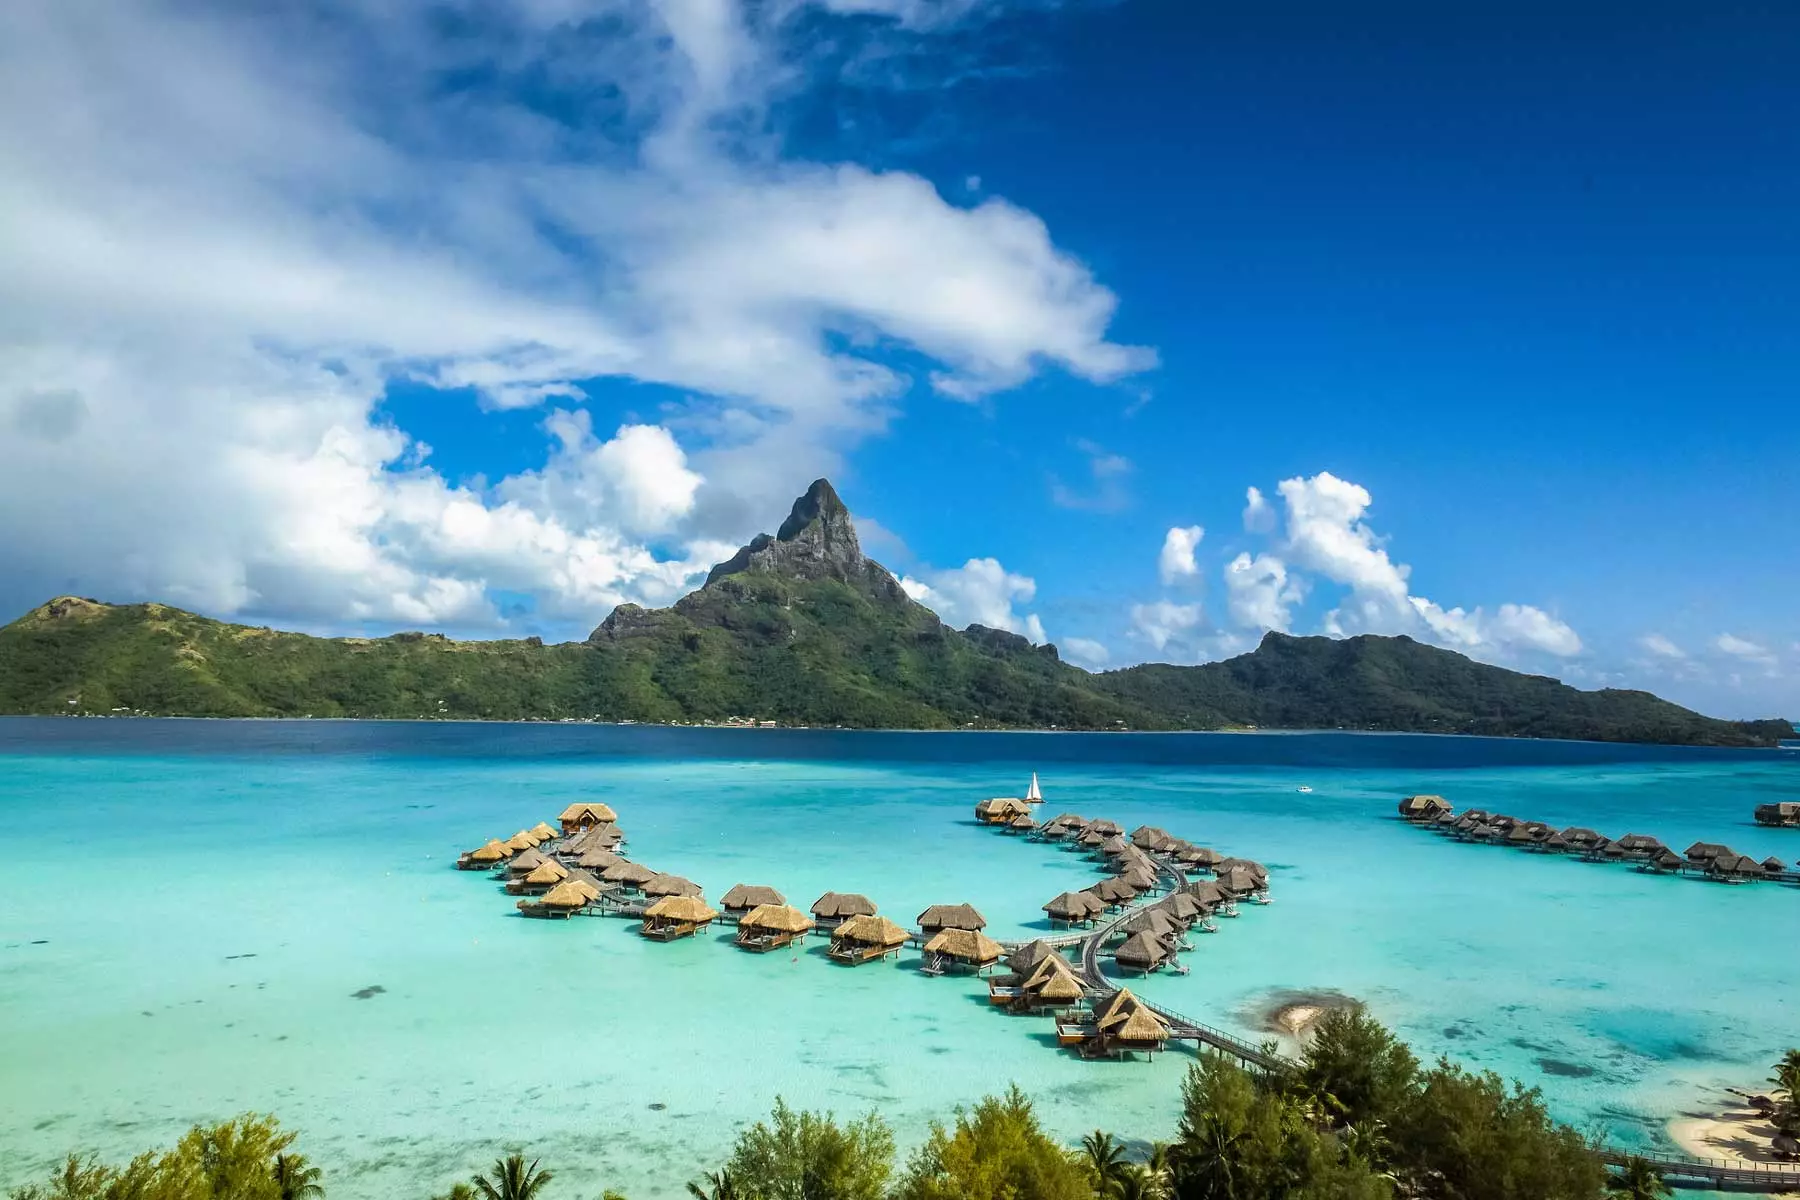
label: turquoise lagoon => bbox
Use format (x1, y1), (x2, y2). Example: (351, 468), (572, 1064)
(1, 720), (1797, 1198)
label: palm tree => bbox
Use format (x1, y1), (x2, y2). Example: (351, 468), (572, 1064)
(1771, 1049), (1800, 1102)
(272, 1153), (325, 1200)
(687, 1168), (743, 1200)
(431, 1186), (477, 1200)
(1178, 1115), (1244, 1200)
(1083, 1131), (1128, 1193)
(1144, 1142), (1175, 1191)
(1606, 1156), (1671, 1200)
(473, 1154), (553, 1200)
(1108, 1165), (1163, 1200)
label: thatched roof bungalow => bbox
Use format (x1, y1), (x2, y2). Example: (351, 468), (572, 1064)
(1113, 931), (1170, 973)
(1612, 834), (1666, 856)
(460, 838), (513, 869)
(1154, 892), (1203, 923)
(530, 821), (559, 842)
(504, 831), (537, 853)
(735, 904), (814, 951)
(1707, 853), (1765, 881)
(1006, 939), (1060, 974)
(576, 848), (625, 871)
(559, 802), (618, 833)
(641, 873), (703, 898)
(1761, 855), (1788, 875)
(1183, 879), (1232, 909)
(1043, 890), (1106, 926)
(1177, 845), (1223, 869)
(918, 903), (987, 933)
(975, 797), (1031, 825)
(1119, 909), (1179, 941)
(507, 858), (571, 895)
(1008, 814), (1038, 833)
(640, 895), (718, 941)
(1130, 826), (1177, 851)
(518, 877), (602, 918)
(1090, 876), (1138, 906)
(1398, 794), (1453, 820)
(1041, 814), (1086, 839)
(1084, 819), (1123, 837)
(507, 848), (548, 874)
(601, 861), (658, 888)
(811, 892), (879, 925)
(1754, 801), (1800, 828)
(721, 883), (785, 915)
(1118, 866), (1158, 892)
(1216, 865), (1265, 895)
(1684, 841), (1736, 864)
(1645, 848), (1686, 874)
(828, 914), (910, 964)
(922, 927), (1004, 972)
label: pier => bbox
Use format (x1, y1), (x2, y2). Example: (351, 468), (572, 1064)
(1595, 1148), (1800, 1193)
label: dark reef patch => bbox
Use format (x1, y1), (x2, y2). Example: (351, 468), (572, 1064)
(351, 985), (386, 1000)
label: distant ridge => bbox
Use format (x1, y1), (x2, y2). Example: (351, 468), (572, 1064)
(0, 484), (1789, 747)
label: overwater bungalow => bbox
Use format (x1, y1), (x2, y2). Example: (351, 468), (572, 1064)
(1077, 828), (1110, 850)
(721, 884), (786, 916)
(518, 878), (601, 918)
(601, 861), (658, 890)
(1007, 939), (1061, 975)
(1177, 846), (1223, 870)
(1612, 834), (1666, 858)
(1154, 892), (1203, 923)
(1761, 856), (1788, 876)
(1090, 876), (1138, 907)
(1008, 814), (1038, 834)
(1118, 909), (1180, 942)
(1041, 814), (1086, 840)
(1094, 989), (1171, 1057)
(1043, 890), (1107, 927)
(1559, 828), (1606, 851)
(918, 903), (987, 934)
(1755, 802), (1800, 828)
(975, 797), (1031, 826)
(828, 914), (910, 964)
(1644, 848), (1686, 874)
(1118, 866), (1158, 892)
(529, 821), (559, 842)
(507, 859), (570, 895)
(1086, 819), (1124, 837)
(735, 904), (815, 951)
(921, 928), (1004, 974)
(1398, 794), (1453, 820)
(992, 953), (1084, 1011)
(641, 873), (703, 898)
(504, 831), (538, 853)
(506, 848), (549, 875)
(1129, 826), (1174, 851)
(1684, 841), (1736, 866)
(458, 839), (513, 869)
(1112, 931), (1171, 974)
(812, 892), (880, 928)
(1096, 834), (1129, 857)
(640, 895), (718, 940)
(575, 848), (625, 872)
(559, 802), (618, 833)
(1706, 853), (1765, 883)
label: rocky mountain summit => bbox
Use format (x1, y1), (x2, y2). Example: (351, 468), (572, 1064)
(702, 478), (908, 600)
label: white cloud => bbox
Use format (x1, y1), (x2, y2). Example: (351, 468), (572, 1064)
(1270, 472), (1582, 660)
(1223, 552), (1304, 632)
(1061, 637), (1110, 668)
(901, 558), (1046, 642)
(1158, 525), (1205, 585)
(1129, 600), (1202, 653)
(1243, 485), (1275, 534)
(1717, 633), (1770, 659)
(1050, 439), (1135, 512)
(0, 1), (1150, 631)
(1639, 633), (1686, 659)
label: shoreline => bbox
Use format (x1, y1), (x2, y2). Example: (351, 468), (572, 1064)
(1667, 1085), (1797, 1169)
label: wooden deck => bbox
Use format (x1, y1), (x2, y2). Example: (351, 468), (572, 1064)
(1595, 1147), (1800, 1193)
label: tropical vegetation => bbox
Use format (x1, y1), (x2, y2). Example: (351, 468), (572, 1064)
(17, 1026), (1782, 1200)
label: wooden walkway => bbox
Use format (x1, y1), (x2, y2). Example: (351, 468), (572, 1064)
(1595, 1147), (1800, 1193)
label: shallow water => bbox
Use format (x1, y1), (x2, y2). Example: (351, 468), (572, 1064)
(1, 720), (1796, 1198)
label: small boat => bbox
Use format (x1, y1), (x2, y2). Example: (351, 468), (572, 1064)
(1296, 785), (1313, 794)
(1026, 772), (1043, 804)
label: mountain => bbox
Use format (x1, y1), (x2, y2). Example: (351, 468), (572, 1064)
(0, 480), (1789, 747)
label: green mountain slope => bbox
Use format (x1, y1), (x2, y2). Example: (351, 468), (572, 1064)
(0, 480), (1788, 746)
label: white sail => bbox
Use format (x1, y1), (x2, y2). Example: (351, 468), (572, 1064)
(1025, 771), (1042, 802)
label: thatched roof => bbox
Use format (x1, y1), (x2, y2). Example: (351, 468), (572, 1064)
(1684, 841), (1736, 861)
(922, 927), (1004, 963)
(1008, 939), (1059, 972)
(1046, 813), (1086, 829)
(530, 821), (558, 840)
(1078, 829), (1108, 846)
(1130, 825), (1176, 850)
(1762, 856), (1788, 872)
(508, 848), (548, 873)
(1178, 846), (1223, 866)
(918, 903), (986, 930)
(1114, 931), (1170, 968)
(539, 880), (598, 909)
(1043, 891), (1105, 920)
(644, 895), (718, 923)
(525, 860), (569, 885)
(1398, 794), (1452, 816)
(1098, 835), (1129, 855)
(832, 914), (910, 947)
(1121, 909), (1178, 938)
(1710, 853), (1763, 876)
(1119, 867), (1158, 890)
(1649, 849), (1684, 870)
(1184, 880), (1229, 908)
(468, 839), (511, 862)
(1217, 857), (1267, 879)
(505, 832), (536, 852)
(1613, 834), (1665, 853)
(1009, 814), (1037, 829)
(1091, 877), (1136, 903)
(977, 797), (1030, 820)
(1032, 970), (1086, 1002)
(1154, 892), (1202, 921)
(1095, 988), (1138, 1027)
(722, 883), (785, 910)
(1111, 1003), (1170, 1041)
(1023, 953), (1079, 986)
(812, 891), (878, 919)
(641, 873), (702, 898)
(590, 824), (625, 845)
(738, 903), (814, 933)
(602, 861), (657, 884)
(560, 801), (619, 823)
(1086, 819), (1123, 836)
(1216, 865), (1263, 894)
(576, 849), (625, 870)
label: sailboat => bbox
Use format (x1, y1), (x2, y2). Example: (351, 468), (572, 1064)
(1025, 772), (1043, 804)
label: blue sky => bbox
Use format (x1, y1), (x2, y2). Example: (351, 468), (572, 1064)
(0, 0), (1794, 718)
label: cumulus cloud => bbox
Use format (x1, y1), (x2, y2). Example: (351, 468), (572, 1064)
(1223, 552), (1304, 632)
(1639, 633), (1686, 659)
(1716, 633), (1778, 674)
(1243, 486), (1275, 534)
(1266, 472), (1581, 660)
(1158, 525), (1205, 585)
(0, 1), (1149, 631)
(1129, 600), (1203, 652)
(901, 558), (1047, 643)
(1061, 636), (1110, 668)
